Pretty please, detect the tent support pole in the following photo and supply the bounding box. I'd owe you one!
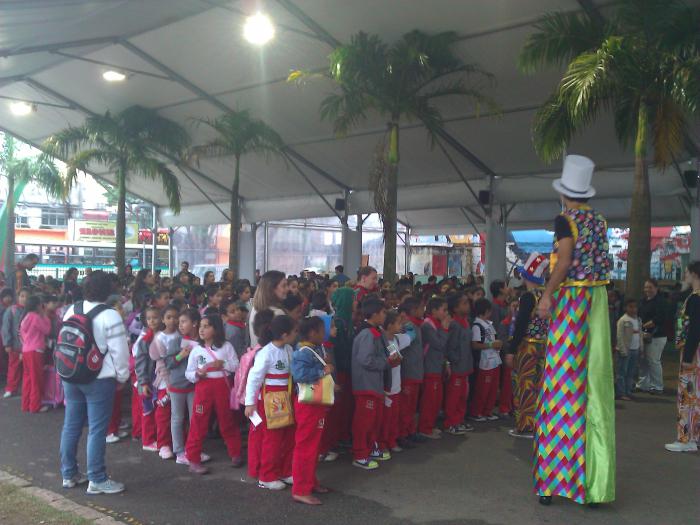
[284,152,342,220]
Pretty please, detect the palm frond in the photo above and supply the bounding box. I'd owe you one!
[319,91,373,136]
[612,90,640,150]
[132,157,181,212]
[651,98,686,167]
[532,94,576,163]
[518,11,609,74]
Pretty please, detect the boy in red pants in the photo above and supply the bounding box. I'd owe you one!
[444,292,475,435]
[351,299,392,470]
[397,297,425,447]
[469,299,503,422]
[2,288,28,398]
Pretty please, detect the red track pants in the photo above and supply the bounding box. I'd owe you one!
[379,393,401,450]
[257,392,295,482]
[21,351,43,412]
[247,408,264,479]
[418,374,443,435]
[398,380,422,438]
[186,377,241,464]
[107,386,124,435]
[498,364,513,414]
[5,351,22,394]
[292,400,328,496]
[443,373,470,428]
[469,367,500,417]
[155,389,172,449]
[351,393,383,460]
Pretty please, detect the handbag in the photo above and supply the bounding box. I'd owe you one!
[263,379,295,429]
[297,346,335,406]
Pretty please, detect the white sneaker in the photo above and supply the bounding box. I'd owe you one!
[105,433,121,444]
[258,480,286,490]
[142,442,158,452]
[486,415,500,421]
[86,479,125,495]
[62,473,88,489]
[319,451,339,462]
[280,476,293,485]
[2,391,12,399]
[664,441,698,453]
[159,446,174,459]
[39,405,50,413]
[200,453,211,463]
[175,453,189,465]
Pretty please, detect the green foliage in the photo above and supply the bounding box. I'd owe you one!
[519,0,700,166]
[1,134,66,199]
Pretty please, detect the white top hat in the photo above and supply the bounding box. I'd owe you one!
[552,154,596,198]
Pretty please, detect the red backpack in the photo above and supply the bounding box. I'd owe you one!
[55,302,110,384]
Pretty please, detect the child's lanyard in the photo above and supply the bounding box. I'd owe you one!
[204,346,219,363]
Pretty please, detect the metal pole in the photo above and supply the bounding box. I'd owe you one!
[263,221,270,272]
[151,205,158,272]
[168,227,174,277]
[405,225,411,276]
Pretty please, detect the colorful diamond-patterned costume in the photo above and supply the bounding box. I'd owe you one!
[534,204,616,504]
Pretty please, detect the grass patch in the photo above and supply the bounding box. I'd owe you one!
[0,482,93,525]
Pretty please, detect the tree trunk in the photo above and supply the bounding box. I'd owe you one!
[382,123,399,284]
[625,104,651,300]
[115,168,126,278]
[4,173,15,281]
[228,155,241,278]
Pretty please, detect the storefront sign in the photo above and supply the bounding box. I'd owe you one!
[73,220,139,244]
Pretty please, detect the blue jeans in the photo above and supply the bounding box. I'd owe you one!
[59,378,116,483]
[616,349,639,397]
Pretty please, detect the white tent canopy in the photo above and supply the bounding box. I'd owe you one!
[0,0,697,235]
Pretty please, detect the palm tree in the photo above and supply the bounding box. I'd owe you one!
[45,105,190,277]
[1,134,67,279]
[291,30,497,283]
[189,110,284,278]
[518,0,700,299]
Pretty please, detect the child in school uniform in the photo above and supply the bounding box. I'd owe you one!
[222,299,249,358]
[469,298,503,422]
[134,307,162,451]
[106,295,130,443]
[185,314,242,474]
[19,295,52,413]
[444,292,474,435]
[148,304,180,459]
[244,315,297,489]
[378,310,411,456]
[2,288,29,398]
[397,297,425,446]
[0,289,14,379]
[291,316,334,505]
[418,297,450,439]
[351,299,393,470]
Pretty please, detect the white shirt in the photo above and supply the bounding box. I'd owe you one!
[244,342,292,406]
[386,333,411,395]
[628,317,641,350]
[472,318,502,371]
[185,341,239,383]
[63,301,130,383]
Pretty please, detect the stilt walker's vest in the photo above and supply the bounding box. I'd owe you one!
[551,205,611,287]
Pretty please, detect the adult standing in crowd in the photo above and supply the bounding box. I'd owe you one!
[9,253,38,293]
[62,267,82,303]
[333,265,350,285]
[637,279,668,394]
[535,155,615,506]
[59,270,130,494]
[176,261,196,283]
[665,262,700,453]
[132,269,155,310]
[248,270,288,347]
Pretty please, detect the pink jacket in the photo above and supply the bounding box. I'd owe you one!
[19,312,51,353]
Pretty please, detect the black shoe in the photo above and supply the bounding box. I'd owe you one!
[397,438,416,449]
[588,503,600,509]
[539,496,552,506]
[408,433,428,444]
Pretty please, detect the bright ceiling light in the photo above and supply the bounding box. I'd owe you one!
[244,12,275,45]
[9,101,34,116]
[102,70,127,82]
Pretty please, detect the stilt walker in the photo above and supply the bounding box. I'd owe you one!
[534,155,615,506]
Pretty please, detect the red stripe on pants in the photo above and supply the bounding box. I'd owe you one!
[351,393,383,460]
[108,386,124,435]
[418,374,443,435]
[469,367,500,417]
[130,382,142,439]
[186,378,242,464]
[5,351,22,394]
[21,351,43,412]
[498,364,513,414]
[156,389,172,449]
[398,381,421,438]
[379,393,401,450]
[292,400,328,496]
[443,373,469,427]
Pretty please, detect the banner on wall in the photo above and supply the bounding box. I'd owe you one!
[432,254,447,276]
[448,253,462,277]
[72,220,139,244]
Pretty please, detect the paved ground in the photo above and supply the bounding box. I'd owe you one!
[0,354,697,525]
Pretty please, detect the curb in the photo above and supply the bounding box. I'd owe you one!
[0,469,123,524]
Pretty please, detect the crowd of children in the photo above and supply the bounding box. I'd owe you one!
[0,261,676,505]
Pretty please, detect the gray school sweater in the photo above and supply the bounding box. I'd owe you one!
[1,305,24,352]
[446,320,474,375]
[225,322,248,358]
[163,334,194,391]
[422,320,449,375]
[351,326,389,398]
[134,335,156,389]
[400,320,424,383]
